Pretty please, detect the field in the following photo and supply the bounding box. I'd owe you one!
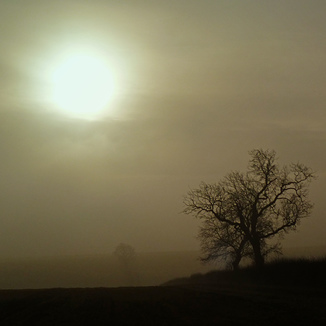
[0,258,325,325]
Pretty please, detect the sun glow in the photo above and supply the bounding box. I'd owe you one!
[50,53,113,119]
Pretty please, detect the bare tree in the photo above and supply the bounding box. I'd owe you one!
[113,243,136,264]
[183,149,316,269]
[113,243,137,285]
[199,217,251,270]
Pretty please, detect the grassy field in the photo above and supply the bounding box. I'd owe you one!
[0,258,325,325]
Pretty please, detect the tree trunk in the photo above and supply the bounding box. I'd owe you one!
[232,254,241,271]
[232,237,248,270]
[251,237,265,270]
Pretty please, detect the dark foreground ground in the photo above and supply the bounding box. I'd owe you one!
[0,259,325,325]
[0,284,325,325]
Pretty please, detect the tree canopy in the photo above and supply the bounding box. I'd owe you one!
[183,149,316,269]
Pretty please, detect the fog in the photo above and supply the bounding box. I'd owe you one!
[0,0,325,268]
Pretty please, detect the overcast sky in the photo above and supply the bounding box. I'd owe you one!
[0,0,325,258]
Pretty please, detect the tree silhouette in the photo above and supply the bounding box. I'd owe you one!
[113,243,136,263]
[198,215,252,270]
[183,149,316,269]
[113,243,137,285]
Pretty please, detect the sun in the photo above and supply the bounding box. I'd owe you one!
[50,53,113,119]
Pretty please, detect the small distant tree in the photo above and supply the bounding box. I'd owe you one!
[113,243,136,264]
[113,243,137,285]
[183,149,316,269]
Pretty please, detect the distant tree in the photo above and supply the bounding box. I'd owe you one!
[183,149,316,269]
[113,243,136,264]
[113,243,137,285]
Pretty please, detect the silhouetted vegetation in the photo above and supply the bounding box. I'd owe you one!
[184,149,316,269]
[164,257,326,288]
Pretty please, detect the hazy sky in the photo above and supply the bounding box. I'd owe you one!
[0,0,325,258]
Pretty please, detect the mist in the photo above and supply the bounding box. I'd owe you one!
[0,0,325,277]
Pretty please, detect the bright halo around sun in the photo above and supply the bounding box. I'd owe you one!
[50,53,113,119]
